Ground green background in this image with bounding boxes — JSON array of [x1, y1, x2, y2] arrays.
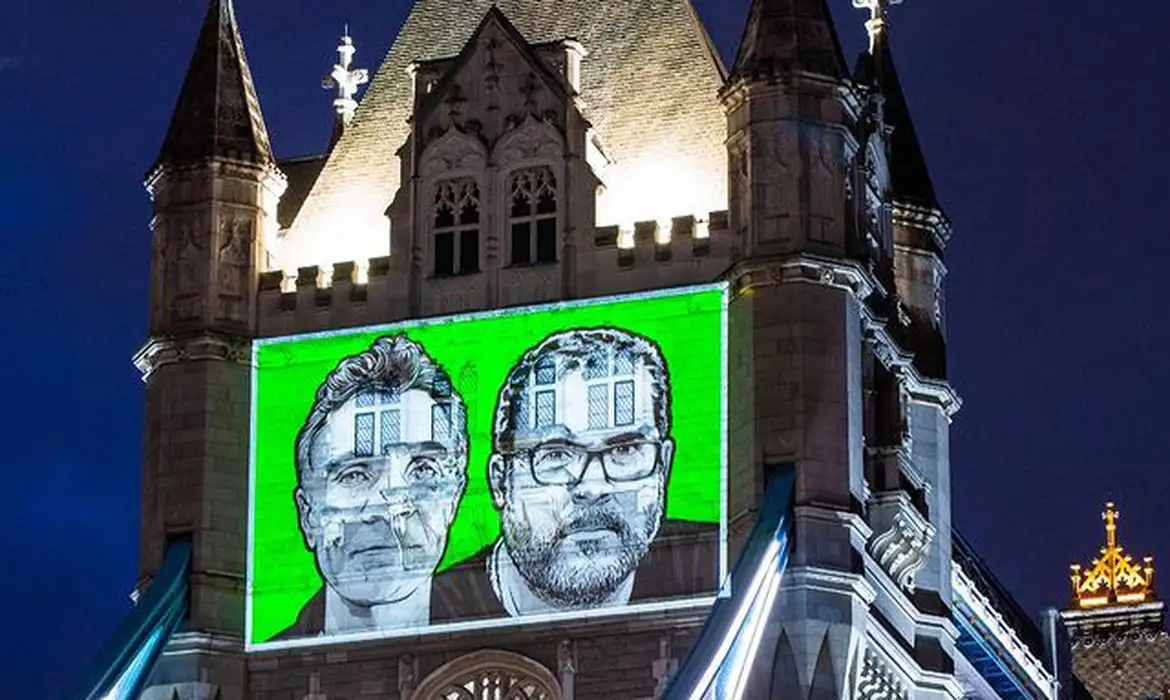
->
[[249, 285, 727, 644]]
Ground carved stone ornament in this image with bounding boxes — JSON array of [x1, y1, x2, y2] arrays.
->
[[494, 115, 563, 167], [399, 654, 418, 697], [413, 651, 561, 700], [867, 491, 934, 592], [133, 333, 251, 382], [855, 648, 907, 700], [420, 129, 488, 180]]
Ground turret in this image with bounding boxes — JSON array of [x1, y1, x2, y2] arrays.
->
[[721, 0, 859, 260], [132, 0, 284, 695]]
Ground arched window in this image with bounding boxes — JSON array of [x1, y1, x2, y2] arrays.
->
[[433, 178, 481, 276], [508, 167, 558, 265], [414, 650, 561, 700]]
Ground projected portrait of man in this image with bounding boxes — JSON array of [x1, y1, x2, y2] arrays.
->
[[275, 335, 468, 639], [485, 328, 677, 614]]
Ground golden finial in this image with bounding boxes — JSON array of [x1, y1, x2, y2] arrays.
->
[[1070, 502, 1156, 609], [1104, 502, 1119, 549]]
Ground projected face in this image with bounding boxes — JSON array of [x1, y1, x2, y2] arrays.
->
[[490, 330, 675, 608], [294, 337, 467, 611]]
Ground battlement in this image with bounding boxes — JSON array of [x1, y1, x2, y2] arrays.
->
[[257, 211, 737, 337]]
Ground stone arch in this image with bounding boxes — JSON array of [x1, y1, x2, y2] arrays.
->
[[420, 128, 489, 181], [413, 649, 562, 700], [492, 116, 564, 169]]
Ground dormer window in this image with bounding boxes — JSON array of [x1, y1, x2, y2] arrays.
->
[[433, 178, 481, 276], [509, 167, 558, 265]]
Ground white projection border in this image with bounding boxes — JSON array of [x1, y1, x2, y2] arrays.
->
[[246, 282, 731, 652]]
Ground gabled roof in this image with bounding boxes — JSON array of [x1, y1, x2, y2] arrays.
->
[[856, 43, 940, 211], [283, 0, 729, 265], [729, 0, 848, 82], [153, 0, 274, 170], [412, 6, 570, 134]]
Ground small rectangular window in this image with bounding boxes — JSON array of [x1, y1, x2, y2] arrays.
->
[[432, 403, 452, 443], [511, 222, 532, 265], [584, 351, 607, 380], [588, 384, 610, 430], [380, 410, 401, 453], [459, 229, 480, 273], [614, 348, 635, 376], [535, 390, 556, 428], [513, 392, 530, 431], [356, 390, 376, 408], [614, 380, 635, 427], [434, 231, 454, 276], [354, 413, 375, 457], [536, 217, 557, 263], [535, 356, 556, 385]]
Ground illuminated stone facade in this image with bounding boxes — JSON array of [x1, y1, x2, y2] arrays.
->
[[124, 0, 1055, 699]]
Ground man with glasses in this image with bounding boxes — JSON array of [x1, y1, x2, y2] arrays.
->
[[434, 327, 713, 618]]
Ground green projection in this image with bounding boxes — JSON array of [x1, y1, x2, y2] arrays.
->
[[248, 284, 727, 648]]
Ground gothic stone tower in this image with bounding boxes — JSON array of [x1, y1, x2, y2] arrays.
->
[[136, 0, 960, 698], [134, 0, 285, 693]]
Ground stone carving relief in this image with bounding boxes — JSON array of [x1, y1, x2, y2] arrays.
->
[[652, 635, 679, 696], [808, 137, 839, 243], [751, 127, 796, 245], [855, 648, 907, 700], [400, 654, 419, 699], [494, 116, 563, 167], [868, 492, 934, 591], [422, 274, 485, 317], [482, 34, 503, 111], [420, 130, 488, 180], [728, 140, 748, 234], [413, 651, 561, 700], [431, 671, 555, 700], [167, 219, 205, 323], [499, 264, 559, 307], [216, 217, 253, 322]]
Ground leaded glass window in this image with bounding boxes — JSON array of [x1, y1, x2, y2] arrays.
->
[[509, 167, 558, 265], [433, 179, 481, 276]]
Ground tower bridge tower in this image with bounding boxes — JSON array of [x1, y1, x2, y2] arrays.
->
[[114, 0, 977, 698]]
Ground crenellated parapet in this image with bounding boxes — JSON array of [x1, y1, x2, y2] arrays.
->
[[257, 211, 738, 337]]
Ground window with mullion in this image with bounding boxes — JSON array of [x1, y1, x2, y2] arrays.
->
[[433, 179, 481, 276], [508, 167, 558, 266]]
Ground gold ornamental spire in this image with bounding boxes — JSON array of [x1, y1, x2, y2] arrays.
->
[[1070, 502, 1156, 609]]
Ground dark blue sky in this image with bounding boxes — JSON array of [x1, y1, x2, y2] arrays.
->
[[2, 1, 1167, 696]]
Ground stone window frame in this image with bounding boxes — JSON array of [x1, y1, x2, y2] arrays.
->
[[430, 176, 483, 277], [412, 649, 562, 700], [506, 165, 559, 266]]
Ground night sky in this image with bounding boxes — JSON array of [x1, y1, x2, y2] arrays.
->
[[2, 0, 1168, 696]]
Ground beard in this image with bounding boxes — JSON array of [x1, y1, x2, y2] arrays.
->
[[501, 499, 663, 608]]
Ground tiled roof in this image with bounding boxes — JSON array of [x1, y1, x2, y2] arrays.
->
[[282, 0, 729, 268], [1073, 631, 1170, 700], [153, 0, 273, 169], [276, 155, 327, 230], [729, 0, 848, 82]]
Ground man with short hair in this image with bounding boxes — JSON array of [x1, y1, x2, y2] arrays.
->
[[275, 334, 468, 639], [431, 327, 718, 619]]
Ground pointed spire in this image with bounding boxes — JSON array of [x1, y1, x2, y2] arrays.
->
[[154, 0, 274, 170], [729, 0, 848, 83], [856, 40, 939, 210]]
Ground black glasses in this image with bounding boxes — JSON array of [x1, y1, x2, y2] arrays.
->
[[508, 440, 661, 486]]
